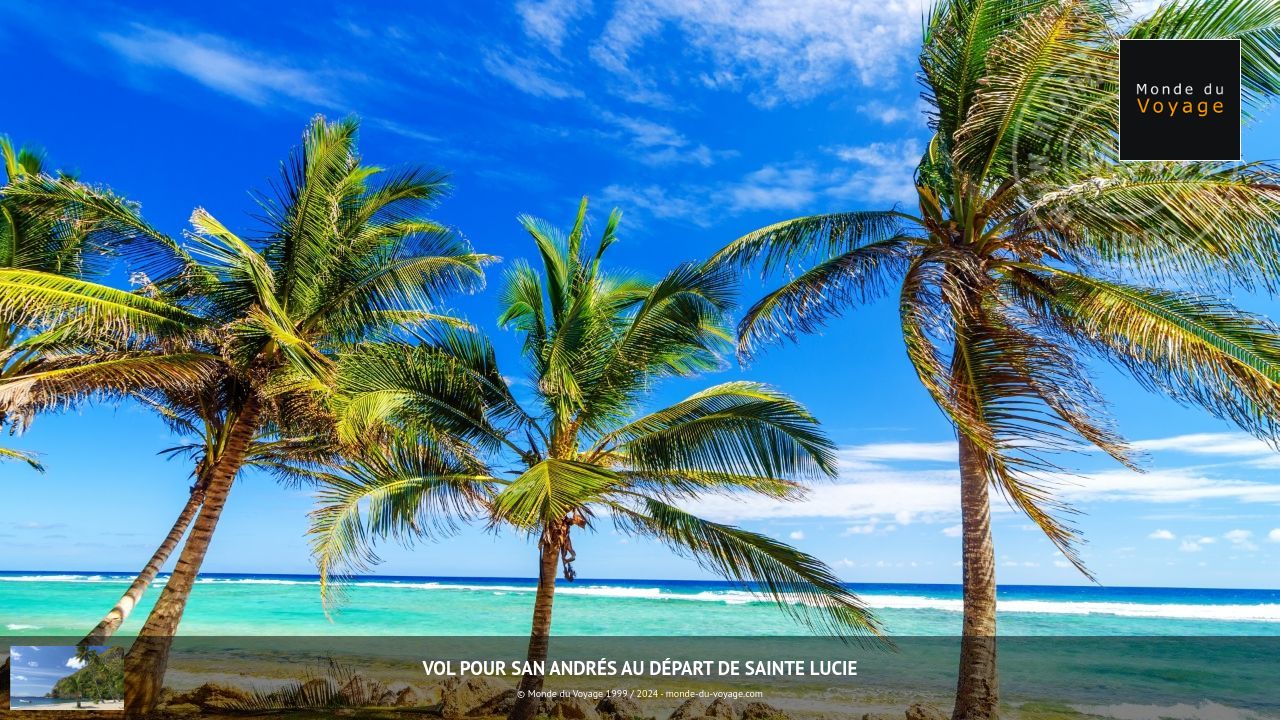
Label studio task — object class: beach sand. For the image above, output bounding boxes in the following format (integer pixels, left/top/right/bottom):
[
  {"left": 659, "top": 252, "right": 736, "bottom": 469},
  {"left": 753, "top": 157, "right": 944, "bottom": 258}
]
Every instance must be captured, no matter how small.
[{"left": 9, "top": 700, "right": 122, "bottom": 712}]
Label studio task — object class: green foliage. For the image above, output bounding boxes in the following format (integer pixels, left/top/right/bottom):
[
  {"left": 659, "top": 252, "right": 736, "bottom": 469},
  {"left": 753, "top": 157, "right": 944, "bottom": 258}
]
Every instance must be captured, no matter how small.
[
  {"left": 49, "top": 647, "right": 124, "bottom": 700},
  {"left": 312, "top": 199, "right": 879, "bottom": 638},
  {"left": 0, "top": 115, "right": 490, "bottom": 474},
  {"left": 713, "top": 0, "right": 1280, "bottom": 574}
]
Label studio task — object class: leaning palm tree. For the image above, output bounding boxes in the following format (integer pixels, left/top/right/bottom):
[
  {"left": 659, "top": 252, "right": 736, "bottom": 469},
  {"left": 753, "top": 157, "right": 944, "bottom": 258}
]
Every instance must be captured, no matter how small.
[
  {"left": 711, "top": 1, "right": 1280, "bottom": 718},
  {"left": 0, "top": 136, "right": 163, "bottom": 690},
  {"left": 0, "top": 115, "right": 491, "bottom": 713},
  {"left": 76, "top": 383, "right": 335, "bottom": 648},
  {"left": 0, "top": 136, "right": 133, "bottom": 393},
  {"left": 1, "top": 138, "right": 94, "bottom": 470},
  {"left": 309, "top": 199, "right": 880, "bottom": 720}
]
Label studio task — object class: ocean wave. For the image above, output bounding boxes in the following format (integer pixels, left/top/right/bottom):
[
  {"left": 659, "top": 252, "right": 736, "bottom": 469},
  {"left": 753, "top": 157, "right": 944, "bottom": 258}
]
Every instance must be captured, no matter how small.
[
  {"left": 6, "top": 623, "right": 40, "bottom": 630},
  {"left": 194, "top": 578, "right": 311, "bottom": 586},
  {"left": 345, "top": 583, "right": 1280, "bottom": 620},
  {"left": 0, "top": 574, "right": 123, "bottom": 583},
  {"left": 1068, "top": 701, "right": 1266, "bottom": 720},
  {"left": 860, "top": 595, "right": 1280, "bottom": 622},
  {"left": 5, "top": 575, "right": 1279, "bottom": 622}
]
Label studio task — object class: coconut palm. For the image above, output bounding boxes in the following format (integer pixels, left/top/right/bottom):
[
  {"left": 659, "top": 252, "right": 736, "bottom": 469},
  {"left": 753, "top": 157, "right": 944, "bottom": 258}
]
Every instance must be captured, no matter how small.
[
  {"left": 1, "top": 138, "right": 95, "bottom": 472},
  {"left": 711, "top": 1, "right": 1280, "bottom": 718},
  {"left": 76, "top": 384, "right": 333, "bottom": 648},
  {"left": 0, "top": 136, "right": 136, "bottom": 391},
  {"left": 309, "top": 198, "right": 880, "bottom": 720},
  {"left": 0, "top": 115, "right": 491, "bottom": 713},
  {"left": 1, "top": 137, "right": 170, "bottom": 690}
]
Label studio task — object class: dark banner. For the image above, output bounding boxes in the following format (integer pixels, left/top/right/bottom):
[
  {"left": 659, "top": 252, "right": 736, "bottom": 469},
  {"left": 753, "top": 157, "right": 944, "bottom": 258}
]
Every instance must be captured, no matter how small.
[{"left": 4, "top": 637, "right": 1278, "bottom": 718}]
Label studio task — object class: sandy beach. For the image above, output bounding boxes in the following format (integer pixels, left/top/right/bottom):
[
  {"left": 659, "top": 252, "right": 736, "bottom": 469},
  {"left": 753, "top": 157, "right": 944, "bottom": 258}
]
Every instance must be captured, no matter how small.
[{"left": 9, "top": 700, "right": 123, "bottom": 712}]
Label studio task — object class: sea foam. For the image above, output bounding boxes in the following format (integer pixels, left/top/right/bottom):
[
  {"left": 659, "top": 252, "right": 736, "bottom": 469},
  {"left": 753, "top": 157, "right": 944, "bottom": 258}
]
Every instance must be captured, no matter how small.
[{"left": 4, "top": 574, "right": 1279, "bottom": 622}]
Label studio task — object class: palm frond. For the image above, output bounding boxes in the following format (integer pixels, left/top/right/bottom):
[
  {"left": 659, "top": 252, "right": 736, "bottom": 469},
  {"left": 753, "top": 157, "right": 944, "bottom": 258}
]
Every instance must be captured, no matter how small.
[
  {"left": 952, "top": 0, "right": 1114, "bottom": 180},
  {"left": 595, "top": 381, "right": 838, "bottom": 480},
  {"left": 708, "top": 211, "right": 906, "bottom": 273},
  {"left": 1018, "top": 266, "right": 1280, "bottom": 441},
  {"left": 0, "top": 446, "right": 44, "bottom": 471},
  {"left": 2, "top": 172, "right": 193, "bottom": 281},
  {"left": 736, "top": 237, "right": 918, "bottom": 357},
  {"left": 919, "top": 0, "right": 1068, "bottom": 141},
  {"left": 490, "top": 459, "right": 618, "bottom": 530},
  {"left": 308, "top": 442, "right": 495, "bottom": 606},
  {"left": 612, "top": 498, "right": 881, "bottom": 638},
  {"left": 0, "top": 353, "right": 223, "bottom": 416},
  {"left": 1028, "top": 161, "right": 1280, "bottom": 290},
  {"left": 1127, "top": 0, "right": 1280, "bottom": 116},
  {"left": 0, "top": 269, "right": 200, "bottom": 338}
]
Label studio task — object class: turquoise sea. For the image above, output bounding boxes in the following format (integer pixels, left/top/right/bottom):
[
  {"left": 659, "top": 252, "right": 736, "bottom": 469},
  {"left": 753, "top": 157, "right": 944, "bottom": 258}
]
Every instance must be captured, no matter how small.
[{"left": 2, "top": 572, "right": 1279, "bottom": 637}]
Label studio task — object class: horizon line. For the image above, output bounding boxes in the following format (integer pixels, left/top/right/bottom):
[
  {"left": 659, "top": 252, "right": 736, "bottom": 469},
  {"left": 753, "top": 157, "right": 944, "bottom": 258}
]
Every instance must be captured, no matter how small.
[{"left": 1, "top": 570, "right": 1276, "bottom": 593}]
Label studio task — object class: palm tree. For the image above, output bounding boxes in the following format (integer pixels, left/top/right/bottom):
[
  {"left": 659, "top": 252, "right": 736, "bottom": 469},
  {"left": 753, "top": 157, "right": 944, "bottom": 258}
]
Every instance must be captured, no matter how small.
[
  {"left": 0, "top": 136, "right": 130, "bottom": 395},
  {"left": 76, "top": 384, "right": 334, "bottom": 648},
  {"left": 1, "top": 135, "right": 161, "bottom": 685},
  {"left": 309, "top": 198, "right": 881, "bottom": 720},
  {"left": 711, "top": 1, "right": 1280, "bottom": 718},
  {"left": 1, "top": 139, "right": 93, "bottom": 468},
  {"left": 0, "top": 115, "right": 491, "bottom": 713}
]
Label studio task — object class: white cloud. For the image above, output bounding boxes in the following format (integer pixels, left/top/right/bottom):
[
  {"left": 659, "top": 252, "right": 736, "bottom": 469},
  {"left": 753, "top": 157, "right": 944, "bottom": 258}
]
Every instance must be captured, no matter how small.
[
  {"left": 602, "top": 136, "right": 922, "bottom": 224},
  {"left": 1223, "top": 529, "right": 1258, "bottom": 551},
  {"left": 845, "top": 441, "right": 957, "bottom": 464},
  {"left": 788, "top": 530, "right": 805, "bottom": 540},
  {"left": 100, "top": 25, "right": 330, "bottom": 107},
  {"left": 590, "top": 0, "right": 929, "bottom": 106},
  {"left": 9, "top": 648, "right": 20, "bottom": 660},
  {"left": 1179, "top": 537, "right": 1215, "bottom": 553},
  {"left": 1125, "top": 0, "right": 1164, "bottom": 20},
  {"left": 1270, "top": 529, "right": 1280, "bottom": 543},
  {"left": 598, "top": 183, "right": 715, "bottom": 226},
  {"left": 688, "top": 465, "right": 958, "bottom": 524},
  {"left": 1148, "top": 529, "right": 1175, "bottom": 540},
  {"left": 857, "top": 100, "right": 910, "bottom": 124},
  {"left": 66, "top": 657, "right": 87, "bottom": 670},
  {"left": 483, "top": 51, "right": 584, "bottom": 99},
  {"left": 599, "top": 111, "right": 717, "bottom": 166},
  {"left": 1053, "top": 560, "right": 1071, "bottom": 568},
  {"left": 843, "top": 521, "right": 880, "bottom": 535},
  {"left": 14, "top": 675, "right": 26, "bottom": 681},
  {"left": 941, "top": 525, "right": 962, "bottom": 538},
  {"left": 827, "top": 139, "right": 922, "bottom": 205},
  {"left": 1055, "top": 468, "right": 1280, "bottom": 505},
  {"left": 517, "top": 0, "right": 593, "bottom": 53},
  {"left": 1130, "top": 433, "right": 1275, "bottom": 457},
  {"left": 728, "top": 165, "right": 820, "bottom": 211}
]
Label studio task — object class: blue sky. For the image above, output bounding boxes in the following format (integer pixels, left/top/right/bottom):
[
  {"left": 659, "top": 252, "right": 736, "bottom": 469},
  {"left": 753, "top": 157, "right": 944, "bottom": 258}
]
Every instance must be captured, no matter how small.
[
  {"left": 1, "top": 0, "right": 1279, "bottom": 589},
  {"left": 6, "top": 646, "right": 95, "bottom": 697}
]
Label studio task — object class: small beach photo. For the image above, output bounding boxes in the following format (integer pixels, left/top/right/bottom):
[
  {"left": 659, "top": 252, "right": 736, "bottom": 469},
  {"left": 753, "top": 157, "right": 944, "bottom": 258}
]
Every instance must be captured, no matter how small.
[{"left": 7, "top": 646, "right": 123, "bottom": 712}]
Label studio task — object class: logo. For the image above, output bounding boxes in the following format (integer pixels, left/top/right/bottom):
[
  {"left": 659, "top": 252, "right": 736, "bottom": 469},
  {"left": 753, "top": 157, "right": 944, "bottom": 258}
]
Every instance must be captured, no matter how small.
[{"left": 1119, "top": 38, "right": 1241, "bottom": 161}]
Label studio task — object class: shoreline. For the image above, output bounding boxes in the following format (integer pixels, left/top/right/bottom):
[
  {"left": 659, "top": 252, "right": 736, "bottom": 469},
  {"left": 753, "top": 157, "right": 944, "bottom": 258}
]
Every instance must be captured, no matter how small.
[{"left": 8, "top": 700, "right": 123, "bottom": 712}]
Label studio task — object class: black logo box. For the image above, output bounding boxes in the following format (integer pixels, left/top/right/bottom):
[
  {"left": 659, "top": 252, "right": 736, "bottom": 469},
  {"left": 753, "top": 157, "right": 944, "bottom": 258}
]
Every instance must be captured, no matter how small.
[{"left": 1119, "top": 38, "right": 1241, "bottom": 161}]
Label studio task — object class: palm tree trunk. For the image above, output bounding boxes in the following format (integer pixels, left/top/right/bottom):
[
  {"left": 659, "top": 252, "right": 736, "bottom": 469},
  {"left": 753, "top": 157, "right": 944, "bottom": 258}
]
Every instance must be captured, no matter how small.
[
  {"left": 124, "top": 398, "right": 261, "bottom": 715},
  {"left": 79, "top": 483, "right": 205, "bottom": 647},
  {"left": 952, "top": 433, "right": 998, "bottom": 720},
  {"left": 509, "top": 532, "right": 561, "bottom": 720}
]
